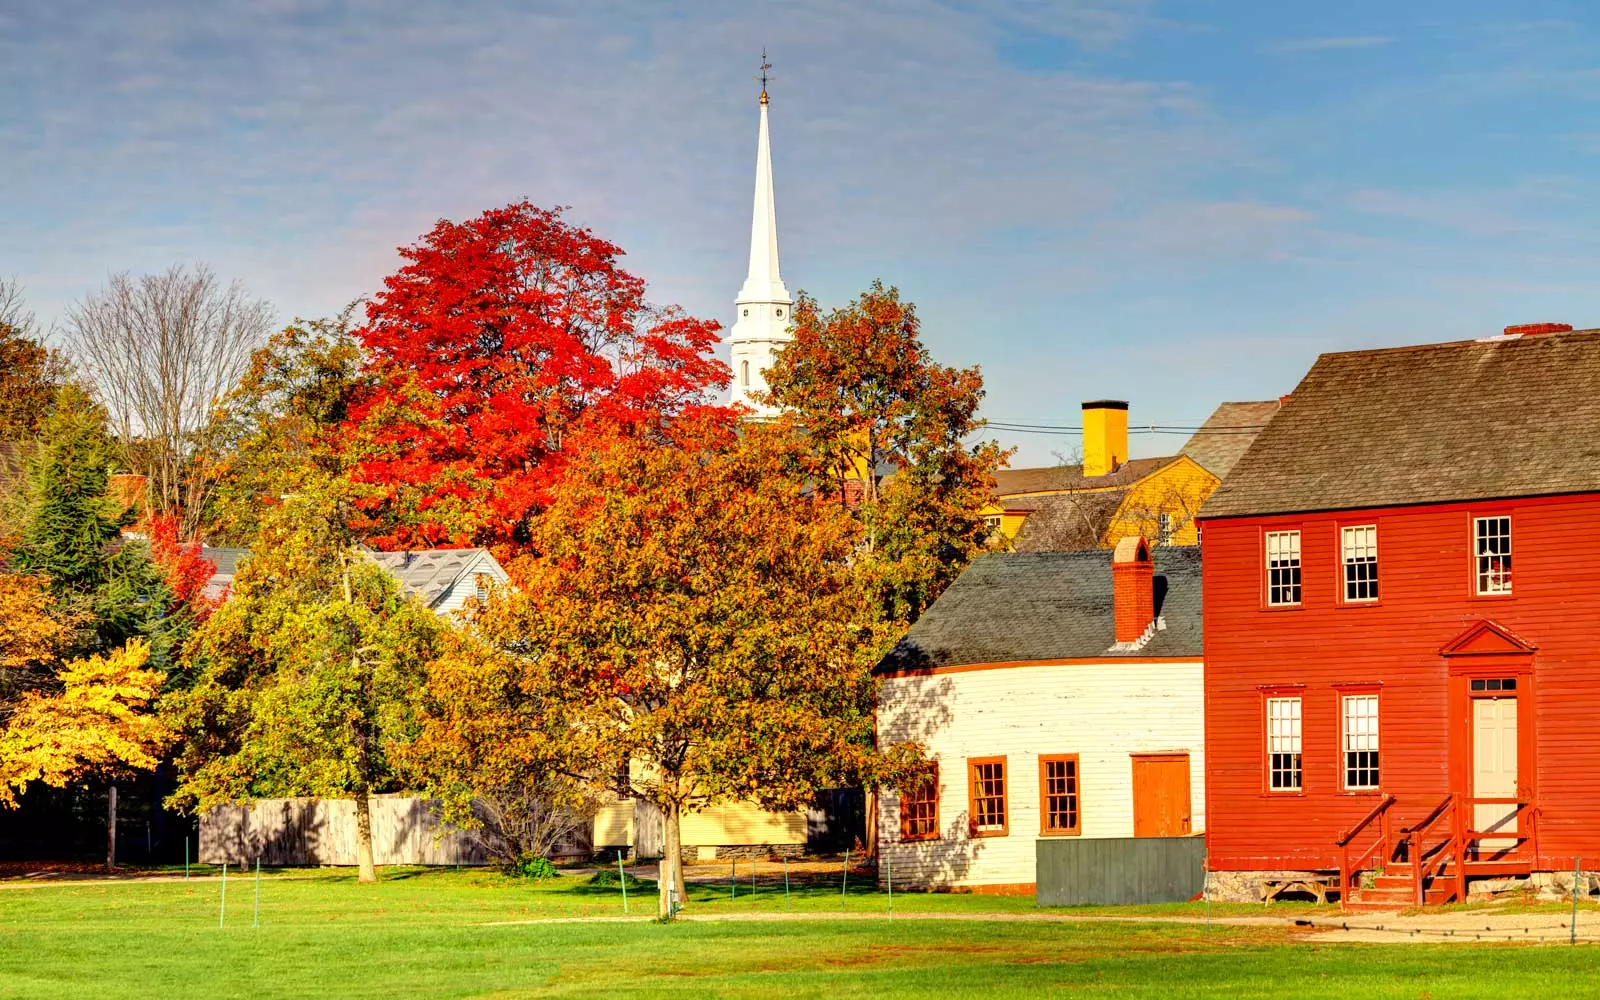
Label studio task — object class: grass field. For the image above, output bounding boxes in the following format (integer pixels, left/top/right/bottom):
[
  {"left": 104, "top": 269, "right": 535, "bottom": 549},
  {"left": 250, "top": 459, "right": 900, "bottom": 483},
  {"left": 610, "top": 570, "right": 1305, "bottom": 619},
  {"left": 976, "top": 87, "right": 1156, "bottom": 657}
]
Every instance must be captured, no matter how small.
[{"left": 0, "top": 866, "right": 1595, "bottom": 998}]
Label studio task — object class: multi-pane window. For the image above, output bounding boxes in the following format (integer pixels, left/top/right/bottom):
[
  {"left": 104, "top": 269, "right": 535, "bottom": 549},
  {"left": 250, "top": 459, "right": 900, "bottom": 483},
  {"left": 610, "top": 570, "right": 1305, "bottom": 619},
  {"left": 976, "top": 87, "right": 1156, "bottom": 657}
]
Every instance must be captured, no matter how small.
[
  {"left": 968, "top": 757, "right": 1008, "bottom": 836},
  {"left": 898, "top": 765, "right": 939, "bottom": 841},
  {"left": 1267, "top": 697, "right": 1303, "bottom": 791},
  {"left": 1342, "top": 695, "right": 1380, "bottom": 790},
  {"left": 1039, "top": 755, "right": 1080, "bottom": 835},
  {"left": 1157, "top": 512, "right": 1173, "bottom": 546},
  {"left": 1266, "top": 530, "right": 1302, "bottom": 606},
  {"left": 1341, "top": 525, "right": 1379, "bottom": 602},
  {"left": 1475, "top": 516, "right": 1512, "bottom": 595}
]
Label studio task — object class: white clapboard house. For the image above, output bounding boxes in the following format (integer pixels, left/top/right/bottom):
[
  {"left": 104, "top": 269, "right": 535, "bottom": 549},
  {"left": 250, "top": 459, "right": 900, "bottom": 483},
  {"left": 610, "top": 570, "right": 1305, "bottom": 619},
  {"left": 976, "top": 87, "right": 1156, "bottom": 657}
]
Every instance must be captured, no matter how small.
[
  {"left": 202, "top": 546, "right": 509, "bottom": 612},
  {"left": 875, "top": 538, "right": 1204, "bottom": 893}
]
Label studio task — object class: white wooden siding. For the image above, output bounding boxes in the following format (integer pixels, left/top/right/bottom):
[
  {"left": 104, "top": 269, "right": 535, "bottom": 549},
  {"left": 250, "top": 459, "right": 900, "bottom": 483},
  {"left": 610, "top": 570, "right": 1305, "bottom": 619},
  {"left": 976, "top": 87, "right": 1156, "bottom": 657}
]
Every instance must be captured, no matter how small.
[
  {"left": 435, "top": 551, "right": 510, "bottom": 616},
  {"left": 877, "top": 660, "right": 1205, "bottom": 889}
]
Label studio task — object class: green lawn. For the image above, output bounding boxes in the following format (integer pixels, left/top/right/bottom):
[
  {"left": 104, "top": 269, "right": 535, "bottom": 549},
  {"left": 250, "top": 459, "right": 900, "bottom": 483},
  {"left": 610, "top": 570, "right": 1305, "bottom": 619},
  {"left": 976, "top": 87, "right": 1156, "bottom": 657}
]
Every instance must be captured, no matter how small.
[{"left": 0, "top": 867, "right": 1591, "bottom": 998}]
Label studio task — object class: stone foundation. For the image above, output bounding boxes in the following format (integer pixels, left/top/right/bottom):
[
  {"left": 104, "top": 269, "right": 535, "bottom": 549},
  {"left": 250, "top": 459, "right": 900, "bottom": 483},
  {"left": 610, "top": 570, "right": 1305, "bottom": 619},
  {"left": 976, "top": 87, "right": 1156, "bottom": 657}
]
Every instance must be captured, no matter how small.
[
  {"left": 681, "top": 843, "right": 805, "bottom": 862},
  {"left": 1204, "top": 869, "right": 1331, "bottom": 903}
]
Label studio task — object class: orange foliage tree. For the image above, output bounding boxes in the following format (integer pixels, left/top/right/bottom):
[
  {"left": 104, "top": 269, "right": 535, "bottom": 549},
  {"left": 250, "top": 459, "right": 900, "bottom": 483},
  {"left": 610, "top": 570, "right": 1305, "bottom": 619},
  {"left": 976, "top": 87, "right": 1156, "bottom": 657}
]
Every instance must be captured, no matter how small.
[
  {"left": 413, "top": 415, "right": 918, "bottom": 917},
  {"left": 763, "top": 280, "right": 1008, "bottom": 626}
]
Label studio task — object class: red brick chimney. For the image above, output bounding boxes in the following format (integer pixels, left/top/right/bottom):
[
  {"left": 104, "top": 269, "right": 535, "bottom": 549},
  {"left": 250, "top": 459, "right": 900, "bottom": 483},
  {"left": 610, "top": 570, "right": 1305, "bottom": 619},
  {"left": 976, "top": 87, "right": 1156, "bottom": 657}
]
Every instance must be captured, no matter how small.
[
  {"left": 1112, "top": 535, "right": 1154, "bottom": 644},
  {"left": 1504, "top": 322, "right": 1572, "bottom": 337}
]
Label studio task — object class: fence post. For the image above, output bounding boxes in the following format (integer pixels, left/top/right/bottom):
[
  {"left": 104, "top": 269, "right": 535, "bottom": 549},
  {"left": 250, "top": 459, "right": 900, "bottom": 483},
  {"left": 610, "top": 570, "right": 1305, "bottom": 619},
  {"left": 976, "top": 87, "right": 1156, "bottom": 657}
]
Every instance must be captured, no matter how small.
[
  {"left": 618, "top": 854, "right": 629, "bottom": 914},
  {"left": 841, "top": 849, "right": 849, "bottom": 911},
  {"left": 784, "top": 856, "right": 790, "bottom": 909},
  {"left": 730, "top": 858, "right": 736, "bottom": 901},
  {"left": 886, "top": 849, "right": 893, "bottom": 917},
  {"left": 1573, "top": 856, "right": 1582, "bottom": 946},
  {"left": 184, "top": 837, "right": 189, "bottom": 881},
  {"left": 254, "top": 858, "right": 261, "bottom": 929},
  {"left": 219, "top": 863, "right": 227, "bottom": 929},
  {"left": 752, "top": 858, "right": 757, "bottom": 899},
  {"left": 1203, "top": 852, "right": 1210, "bottom": 933}
]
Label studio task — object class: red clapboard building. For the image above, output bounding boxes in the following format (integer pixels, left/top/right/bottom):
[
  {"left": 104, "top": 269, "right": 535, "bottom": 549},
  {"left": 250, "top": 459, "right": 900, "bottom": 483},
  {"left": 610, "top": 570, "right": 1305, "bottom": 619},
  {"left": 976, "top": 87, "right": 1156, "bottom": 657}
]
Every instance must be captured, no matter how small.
[{"left": 1198, "top": 322, "right": 1600, "bottom": 907}]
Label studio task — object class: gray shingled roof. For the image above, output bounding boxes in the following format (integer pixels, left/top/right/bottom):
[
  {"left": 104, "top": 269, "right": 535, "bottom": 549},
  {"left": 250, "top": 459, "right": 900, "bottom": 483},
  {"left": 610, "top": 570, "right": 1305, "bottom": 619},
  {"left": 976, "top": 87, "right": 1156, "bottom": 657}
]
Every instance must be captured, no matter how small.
[
  {"left": 878, "top": 547, "right": 1201, "bottom": 673},
  {"left": 1012, "top": 490, "right": 1126, "bottom": 552},
  {"left": 200, "top": 547, "right": 250, "bottom": 602},
  {"left": 992, "top": 456, "right": 1178, "bottom": 497},
  {"left": 202, "top": 546, "right": 498, "bottom": 608},
  {"left": 1179, "top": 400, "right": 1280, "bottom": 479},
  {"left": 1201, "top": 327, "right": 1600, "bottom": 519},
  {"left": 364, "top": 548, "right": 494, "bottom": 607}
]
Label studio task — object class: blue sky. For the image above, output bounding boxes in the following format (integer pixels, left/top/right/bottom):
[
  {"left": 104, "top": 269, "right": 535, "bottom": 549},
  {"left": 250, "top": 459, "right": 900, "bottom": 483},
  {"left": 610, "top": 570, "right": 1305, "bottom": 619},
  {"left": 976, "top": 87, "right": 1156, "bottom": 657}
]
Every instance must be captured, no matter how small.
[{"left": 5, "top": 0, "right": 1600, "bottom": 465}]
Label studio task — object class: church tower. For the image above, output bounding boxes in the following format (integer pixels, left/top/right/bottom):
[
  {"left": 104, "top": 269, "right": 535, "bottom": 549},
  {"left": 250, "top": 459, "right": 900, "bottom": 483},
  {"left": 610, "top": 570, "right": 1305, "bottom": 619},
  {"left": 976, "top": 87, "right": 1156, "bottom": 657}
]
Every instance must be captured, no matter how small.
[{"left": 726, "top": 55, "right": 792, "bottom": 417}]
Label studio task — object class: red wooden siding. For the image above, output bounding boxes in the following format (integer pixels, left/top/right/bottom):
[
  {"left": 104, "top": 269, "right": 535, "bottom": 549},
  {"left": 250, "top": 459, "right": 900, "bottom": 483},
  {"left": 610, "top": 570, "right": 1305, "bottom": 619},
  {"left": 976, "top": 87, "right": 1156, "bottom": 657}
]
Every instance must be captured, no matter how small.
[{"left": 1201, "top": 491, "right": 1600, "bottom": 872}]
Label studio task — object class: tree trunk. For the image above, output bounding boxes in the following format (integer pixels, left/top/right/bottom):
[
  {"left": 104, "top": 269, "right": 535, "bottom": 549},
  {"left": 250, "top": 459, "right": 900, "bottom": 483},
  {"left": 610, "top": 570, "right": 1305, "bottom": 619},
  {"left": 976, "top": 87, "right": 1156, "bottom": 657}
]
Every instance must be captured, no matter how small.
[
  {"left": 106, "top": 784, "right": 117, "bottom": 872},
  {"left": 354, "top": 788, "right": 378, "bottom": 883},
  {"left": 864, "top": 788, "right": 878, "bottom": 859},
  {"left": 659, "top": 800, "right": 683, "bottom": 919}
]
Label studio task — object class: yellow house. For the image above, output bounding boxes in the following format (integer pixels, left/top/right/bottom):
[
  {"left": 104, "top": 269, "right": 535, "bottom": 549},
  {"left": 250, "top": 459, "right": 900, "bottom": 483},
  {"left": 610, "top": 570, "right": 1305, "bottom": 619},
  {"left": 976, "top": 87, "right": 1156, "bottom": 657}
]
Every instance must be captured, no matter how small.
[{"left": 988, "top": 400, "right": 1275, "bottom": 551}]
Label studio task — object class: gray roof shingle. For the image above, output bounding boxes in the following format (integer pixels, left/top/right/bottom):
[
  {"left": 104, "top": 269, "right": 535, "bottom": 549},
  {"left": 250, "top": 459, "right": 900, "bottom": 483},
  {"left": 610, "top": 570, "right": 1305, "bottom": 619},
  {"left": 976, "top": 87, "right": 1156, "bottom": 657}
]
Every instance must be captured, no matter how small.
[
  {"left": 992, "top": 456, "right": 1178, "bottom": 497},
  {"left": 1201, "top": 327, "right": 1600, "bottom": 519},
  {"left": 1179, "top": 400, "right": 1280, "bottom": 479},
  {"left": 877, "top": 547, "right": 1202, "bottom": 673},
  {"left": 202, "top": 546, "right": 499, "bottom": 608},
  {"left": 1012, "top": 490, "right": 1127, "bottom": 552}
]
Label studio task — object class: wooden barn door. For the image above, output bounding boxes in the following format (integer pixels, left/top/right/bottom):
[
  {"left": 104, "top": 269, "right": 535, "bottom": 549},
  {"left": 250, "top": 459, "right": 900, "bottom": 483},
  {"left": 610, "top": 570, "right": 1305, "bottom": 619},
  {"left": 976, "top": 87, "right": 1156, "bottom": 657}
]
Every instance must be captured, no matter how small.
[{"left": 1131, "top": 753, "right": 1192, "bottom": 837}]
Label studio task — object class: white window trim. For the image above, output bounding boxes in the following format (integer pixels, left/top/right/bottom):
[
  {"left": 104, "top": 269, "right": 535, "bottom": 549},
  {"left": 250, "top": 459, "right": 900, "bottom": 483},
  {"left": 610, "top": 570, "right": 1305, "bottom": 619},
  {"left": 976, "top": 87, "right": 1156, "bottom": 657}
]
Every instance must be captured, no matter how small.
[
  {"left": 1265, "top": 530, "right": 1303, "bottom": 607},
  {"left": 1474, "top": 516, "right": 1512, "bottom": 596},
  {"left": 1341, "top": 694, "right": 1380, "bottom": 791},
  {"left": 1341, "top": 524, "right": 1379, "bottom": 603},
  {"left": 1266, "top": 696, "right": 1303, "bottom": 792}
]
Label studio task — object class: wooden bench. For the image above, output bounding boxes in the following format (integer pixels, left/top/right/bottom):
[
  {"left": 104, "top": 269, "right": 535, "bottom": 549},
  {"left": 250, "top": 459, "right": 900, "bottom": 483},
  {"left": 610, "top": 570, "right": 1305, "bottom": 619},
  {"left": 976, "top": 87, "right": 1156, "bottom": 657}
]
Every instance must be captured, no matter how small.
[{"left": 1259, "top": 876, "right": 1338, "bottom": 904}]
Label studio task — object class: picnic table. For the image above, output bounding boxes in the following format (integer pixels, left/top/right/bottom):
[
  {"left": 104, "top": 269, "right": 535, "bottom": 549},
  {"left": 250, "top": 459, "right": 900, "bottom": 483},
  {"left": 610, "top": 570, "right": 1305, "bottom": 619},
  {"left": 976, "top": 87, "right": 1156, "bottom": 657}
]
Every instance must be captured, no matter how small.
[{"left": 1259, "top": 876, "right": 1338, "bottom": 904}]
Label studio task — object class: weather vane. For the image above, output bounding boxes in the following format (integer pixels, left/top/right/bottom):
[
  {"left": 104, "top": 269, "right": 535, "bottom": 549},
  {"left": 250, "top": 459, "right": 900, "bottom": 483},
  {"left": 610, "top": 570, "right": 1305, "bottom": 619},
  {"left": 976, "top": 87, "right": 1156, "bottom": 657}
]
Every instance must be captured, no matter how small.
[{"left": 757, "top": 48, "right": 772, "bottom": 97}]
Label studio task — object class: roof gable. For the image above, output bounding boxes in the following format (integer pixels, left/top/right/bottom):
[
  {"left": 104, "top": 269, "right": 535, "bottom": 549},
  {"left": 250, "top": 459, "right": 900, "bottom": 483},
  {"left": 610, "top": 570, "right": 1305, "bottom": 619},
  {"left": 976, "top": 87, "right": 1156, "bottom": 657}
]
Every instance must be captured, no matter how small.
[
  {"left": 993, "top": 456, "right": 1179, "bottom": 498},
  {"left": 1179, "top": 400, "right": 1280, "bottom": 478},
  {"left": 1202, "top": 328, "right": 1600, "bottom": 519},
  {"left": 1440, "top": 619, "right": 1538, "bottom": 656}
]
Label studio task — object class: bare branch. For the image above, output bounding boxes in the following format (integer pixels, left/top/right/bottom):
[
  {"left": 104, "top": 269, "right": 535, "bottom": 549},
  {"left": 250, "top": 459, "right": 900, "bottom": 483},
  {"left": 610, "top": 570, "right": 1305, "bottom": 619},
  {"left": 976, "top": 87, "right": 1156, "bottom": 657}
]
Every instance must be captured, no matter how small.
[{"left": 64, "top": 265, "right": 274, "bottom": 541}]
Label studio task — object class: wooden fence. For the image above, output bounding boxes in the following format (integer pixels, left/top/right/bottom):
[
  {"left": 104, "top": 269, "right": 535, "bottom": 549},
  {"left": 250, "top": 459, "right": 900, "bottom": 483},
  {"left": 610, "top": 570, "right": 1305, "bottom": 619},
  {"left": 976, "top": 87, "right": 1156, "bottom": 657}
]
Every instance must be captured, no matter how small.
[
  {"left": 200, "top": 796, "right": 490, "bottom": 867},
  {"left": 1036, "top": 836, "right": 1206, "bottom": 906}
]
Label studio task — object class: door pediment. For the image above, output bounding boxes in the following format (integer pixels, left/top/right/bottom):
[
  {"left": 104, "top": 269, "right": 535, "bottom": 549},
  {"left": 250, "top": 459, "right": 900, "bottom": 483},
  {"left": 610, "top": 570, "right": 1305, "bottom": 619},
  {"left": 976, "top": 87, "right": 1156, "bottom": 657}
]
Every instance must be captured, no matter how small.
[{"left": 1440, "top": 619, "right": 1537, "bottom": 657}]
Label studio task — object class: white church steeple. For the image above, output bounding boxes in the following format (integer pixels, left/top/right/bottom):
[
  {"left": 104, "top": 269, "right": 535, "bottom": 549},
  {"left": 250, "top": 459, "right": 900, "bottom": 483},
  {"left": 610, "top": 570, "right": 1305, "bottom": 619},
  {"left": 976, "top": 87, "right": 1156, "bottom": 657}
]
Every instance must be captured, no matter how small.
[{"left": 726, "top": 53, "right": 793, "bottom": 417}]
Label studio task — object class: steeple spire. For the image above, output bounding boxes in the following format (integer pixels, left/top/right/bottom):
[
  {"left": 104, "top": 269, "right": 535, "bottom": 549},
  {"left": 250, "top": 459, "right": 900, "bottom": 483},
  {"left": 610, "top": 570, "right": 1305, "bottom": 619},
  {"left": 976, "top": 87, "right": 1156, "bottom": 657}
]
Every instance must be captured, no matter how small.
[
  {"left": 738, "top": 49, "right": 788, "bottom": 306},
  {"left": 726, "top": 51, "right": 794, "bottom": 417}
]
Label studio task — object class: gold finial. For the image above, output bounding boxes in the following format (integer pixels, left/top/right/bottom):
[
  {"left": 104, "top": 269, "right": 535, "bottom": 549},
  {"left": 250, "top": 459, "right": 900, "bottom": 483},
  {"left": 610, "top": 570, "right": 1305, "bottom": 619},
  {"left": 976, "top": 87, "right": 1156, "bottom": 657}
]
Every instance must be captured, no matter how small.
[{"left": 757, "top": 48, "right": 772, "bottom": 104}]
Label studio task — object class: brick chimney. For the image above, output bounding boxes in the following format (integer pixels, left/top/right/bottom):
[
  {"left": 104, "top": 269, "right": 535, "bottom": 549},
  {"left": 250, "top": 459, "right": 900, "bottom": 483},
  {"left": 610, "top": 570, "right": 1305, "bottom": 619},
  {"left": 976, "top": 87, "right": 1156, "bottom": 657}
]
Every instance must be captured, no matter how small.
[
  {"left": 1082, "top": 400, "right": 1129, "bottom": 478},
  {"left": 1112, "top": 535, "right": 1154, "bottom": 644},
  {"left": 1504, "top": 323, "right": 1572, "bottom": 337}
]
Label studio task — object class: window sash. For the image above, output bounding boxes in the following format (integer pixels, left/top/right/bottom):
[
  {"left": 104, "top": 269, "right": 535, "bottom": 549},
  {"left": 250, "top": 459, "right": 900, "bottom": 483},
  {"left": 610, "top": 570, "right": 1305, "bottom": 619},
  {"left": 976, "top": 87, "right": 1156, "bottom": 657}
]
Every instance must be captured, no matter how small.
[
  {"left": 898, "top": 765, "right": 940, "bottom": 841},
  {"left": 968, "top": 758, "right": 1008, "bottom": 835},
  {"left": 1475, "top": 516, "right": 1512, "bottom": 595},
  {"left": 1266, "top": 697, "right": 1303, "bottom": 791},
  {"left": 1265, "top": 531, "right": 1302, "bottom": 606},
  {"left": 1342, "top": 695, "right": 1380, "bottom": 790},
  {"left": 1039, "top": 756, "right": 1080, "bottom": 835},
  {"left": 1341, "top": 525, "right": 1379, "bottom": 602}
]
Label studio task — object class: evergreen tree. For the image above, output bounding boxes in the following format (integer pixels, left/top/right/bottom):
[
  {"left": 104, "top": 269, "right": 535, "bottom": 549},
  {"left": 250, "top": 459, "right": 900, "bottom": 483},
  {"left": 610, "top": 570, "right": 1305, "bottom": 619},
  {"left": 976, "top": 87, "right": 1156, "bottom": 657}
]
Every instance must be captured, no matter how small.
[{"left": 8, "top": 386, "right": 175, "bottom": 662}]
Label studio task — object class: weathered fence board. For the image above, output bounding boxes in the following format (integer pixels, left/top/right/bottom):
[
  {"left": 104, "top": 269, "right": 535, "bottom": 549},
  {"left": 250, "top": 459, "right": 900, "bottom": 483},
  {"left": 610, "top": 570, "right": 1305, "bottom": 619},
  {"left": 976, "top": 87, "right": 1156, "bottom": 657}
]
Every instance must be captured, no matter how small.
[
  {"left": 200, "top": 796, "right": 489, "bottom": 866},
  {"left": 1036, "top": 836, "right": 1206, "bottom": 907}
]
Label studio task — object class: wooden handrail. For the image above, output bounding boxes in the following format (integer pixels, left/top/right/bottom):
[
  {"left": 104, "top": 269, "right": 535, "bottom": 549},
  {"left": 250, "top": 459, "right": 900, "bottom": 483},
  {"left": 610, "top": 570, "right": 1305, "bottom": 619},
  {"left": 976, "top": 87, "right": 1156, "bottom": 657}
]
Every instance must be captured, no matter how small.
[
  {"left": 1401, "top": 794, "right": 1454, "bottom": 838},
  {"left": 1338, "top": 795, "right": 1397, "bottom": 911},
  {"left": 1336, "top": 794, "right": 1397, "bottom": 847}
]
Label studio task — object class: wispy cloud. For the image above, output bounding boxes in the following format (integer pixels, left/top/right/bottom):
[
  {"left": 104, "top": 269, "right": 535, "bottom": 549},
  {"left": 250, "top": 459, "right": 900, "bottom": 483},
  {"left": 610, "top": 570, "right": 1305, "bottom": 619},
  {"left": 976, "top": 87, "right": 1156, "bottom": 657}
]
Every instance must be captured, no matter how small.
[{"left": 1268, "top": 35, "right": 1394, "bottom": 53}]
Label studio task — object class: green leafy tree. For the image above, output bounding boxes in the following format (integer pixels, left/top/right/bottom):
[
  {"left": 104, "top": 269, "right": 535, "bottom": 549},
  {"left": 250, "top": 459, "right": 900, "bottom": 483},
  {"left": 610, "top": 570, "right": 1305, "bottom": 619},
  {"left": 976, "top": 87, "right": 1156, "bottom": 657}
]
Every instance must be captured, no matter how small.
[
  {"left": 763, "top": 280, "right": 1010, "bottom": 626},
  {"left": 163, "top": 478, "right": 446, "bottom": 882},
  {"left": 7, "top": 386, "right": 176, "bottom": 661},
  {"left": 422, "top": 416, "right": 916, "bottom": 917},
  {"left": 205, "top": 308, "right": 370, "bottom": 544}
]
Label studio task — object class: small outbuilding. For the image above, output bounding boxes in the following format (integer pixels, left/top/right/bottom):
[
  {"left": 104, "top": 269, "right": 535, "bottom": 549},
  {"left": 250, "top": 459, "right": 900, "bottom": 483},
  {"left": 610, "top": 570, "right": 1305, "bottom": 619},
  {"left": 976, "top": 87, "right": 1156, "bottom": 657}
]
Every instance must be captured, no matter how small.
[{"left": 875, "top": 539, "right": 1204, "bottom": 894}]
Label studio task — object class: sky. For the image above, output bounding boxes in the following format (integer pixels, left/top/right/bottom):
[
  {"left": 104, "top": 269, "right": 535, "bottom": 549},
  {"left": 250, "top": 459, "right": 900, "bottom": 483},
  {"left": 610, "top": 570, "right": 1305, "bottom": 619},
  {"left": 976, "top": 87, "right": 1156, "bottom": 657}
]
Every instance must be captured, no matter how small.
[{"left": 6, "top": 0, "right": 1600, "bottom": 465}]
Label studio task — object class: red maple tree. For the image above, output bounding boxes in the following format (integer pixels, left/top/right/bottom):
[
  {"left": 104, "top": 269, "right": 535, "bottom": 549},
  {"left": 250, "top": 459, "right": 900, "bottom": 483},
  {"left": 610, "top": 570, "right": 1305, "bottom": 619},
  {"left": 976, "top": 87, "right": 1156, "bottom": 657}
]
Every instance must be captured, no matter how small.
[
  {"left": 144, "top": 513, "right": 217, "bottom": 617},
  {"left": 347, "top": 201, "right": 731, "bottom": 555}
]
